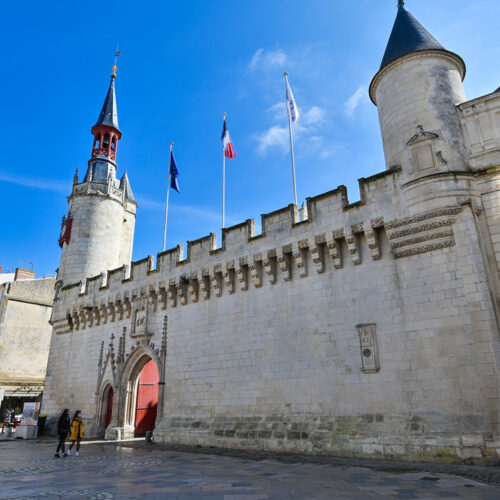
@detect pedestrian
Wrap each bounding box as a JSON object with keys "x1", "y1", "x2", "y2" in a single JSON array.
[
  {"x1": 54, "y1": 409, "x2": 70, "y2": 458},
  {"x1": 67, "y1": 410, "x2": 85, "y2": 456}
]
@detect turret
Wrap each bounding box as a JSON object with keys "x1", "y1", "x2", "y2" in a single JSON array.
[
  {"x1": 57, "y1": 66, "x2": 136, "y2": 287},
  {"x1": 370, "y1": 1, "x2": 470, "y2": 210}
]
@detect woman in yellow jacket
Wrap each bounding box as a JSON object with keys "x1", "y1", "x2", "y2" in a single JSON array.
[{"x1": 67, "y1": 410, "x2": 85, "y2": 456}]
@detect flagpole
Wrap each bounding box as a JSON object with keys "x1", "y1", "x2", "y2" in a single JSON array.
[
  {"x1": 163, "y1": 142, "x2": 173, "y2": 252},
  {"x1": 222, "y1": 112, "x2": 227, "y2": 229},
  {"x1": 284, "y1": 72, "x2": 298, "y2": 207}
]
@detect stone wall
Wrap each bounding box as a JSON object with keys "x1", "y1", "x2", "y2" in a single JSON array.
[
  {"x1": 42, "y1": 166, "x2": 500, "y2": 462},
  {"x1": 0, "y1": 277, "x2": 55, "y2": 394}
]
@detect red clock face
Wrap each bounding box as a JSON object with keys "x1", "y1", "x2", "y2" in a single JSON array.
[{"x1": 58, "y1": 215, "x2": 72, "y2": 248}]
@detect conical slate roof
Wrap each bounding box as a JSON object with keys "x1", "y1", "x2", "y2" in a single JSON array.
[
  {"x1": 380, "y1": 3, "x2": 444, "y2": 70},
  {"x1": 120, "y1": 170, "x2": 134, "y2": 201},
  {"x1": 93, "y1": 75, "x2": 120, "y2": 132}
]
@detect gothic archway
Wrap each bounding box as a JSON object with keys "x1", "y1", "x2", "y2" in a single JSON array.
[{"x1": 107, "y1": 343, "x2": 163, "y2": 440}]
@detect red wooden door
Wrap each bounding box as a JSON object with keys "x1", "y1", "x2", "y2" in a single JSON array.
[
  {"x1": 105, "y1": 387, "x2": 114, "y2": 427},
  {"x1": 134, "y1": 359, "x2": 159, "y2": 437}
]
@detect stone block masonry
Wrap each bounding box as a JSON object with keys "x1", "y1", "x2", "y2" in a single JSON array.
[
  {"x1": 42, "y1": 166, "x2": 500, "y2": 463},
  {"x1": 42, "y1": 5, "x2": 500, "y2": 464}
]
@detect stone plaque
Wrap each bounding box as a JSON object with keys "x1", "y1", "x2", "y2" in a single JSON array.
[
  {"x1": 356, "y1": 324, "x2": 380, "y2": 373},
  {"x1": 132, "y1": 298, "x2": 150, "y2": 338}
]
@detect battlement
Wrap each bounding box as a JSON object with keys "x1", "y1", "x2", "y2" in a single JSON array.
[
  {"x1": 52, "y1": 165, "x2": 472, "y2": 333},
  {"x1": 71, "y1": 180, "x2": 136, "y2": 211}
]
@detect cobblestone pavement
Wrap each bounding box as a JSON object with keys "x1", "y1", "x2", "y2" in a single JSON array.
[{"x1": 0, "y1": 439, "x2": 499, "y2": 499}]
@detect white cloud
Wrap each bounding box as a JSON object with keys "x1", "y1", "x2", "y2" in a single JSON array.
[
  {"x1": 255, "y1": 125, "x2": 289, "y2": 155},
  {"x1": 0, "y1": 171, "x2": 69, "y2": 192},
  {"x1": 344, "y1": 86, "x2": 368, "y2": 116},
  {"x1": 255, "y1": 104, "x2": 329, "y2": 156},
  {"x1": 266, "y1": 101, "x2": 287, "y2": 121},
  {"x1": 302, "y1": 105, "x2": 326, "y2": 125},
  {"x1": 248, "y1": 48, "x2": 287, "y2": 72}
]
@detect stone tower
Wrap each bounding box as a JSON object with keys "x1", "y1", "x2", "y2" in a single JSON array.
[
  {"x1": 57, "y1": 69, "x2": 136, "y2": 287},
  {"x1": 369, "y1": 1, "x2": 470, "y2": 212}
]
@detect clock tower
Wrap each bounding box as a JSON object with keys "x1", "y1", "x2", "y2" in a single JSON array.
[{"x1": 57, "y1": 66, "x2": 136, "y2": 288}]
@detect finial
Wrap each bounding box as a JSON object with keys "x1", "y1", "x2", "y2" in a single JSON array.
[
  {"x1": 222, "y1": 112, "x2": 227, "y2": 120},
  {"x1": 398, "y1": 0, "x2": 404, "y2": 7},
  {"x1": 73, "y1": 168, "x2": 79, "y2": 186},
  {"x1": 112, "y1": 45, "x2": 122, "y2": 77},
  {"x1": 284, "y1": 72, "x2": 288, "y2": 76}
]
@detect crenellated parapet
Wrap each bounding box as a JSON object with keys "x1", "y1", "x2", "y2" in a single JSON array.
[{"x1": 51, "y1": 166, "x2": 473, "y2": 335}]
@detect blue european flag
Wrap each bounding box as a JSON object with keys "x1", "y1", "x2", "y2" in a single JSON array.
[{"x1": 169, "y1": 151, "x2": 180, "y2": 193}]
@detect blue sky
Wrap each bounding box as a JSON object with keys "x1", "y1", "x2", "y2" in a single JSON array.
[{"x1": 1, "y1": 0, "x2": 499, "y2": 277}]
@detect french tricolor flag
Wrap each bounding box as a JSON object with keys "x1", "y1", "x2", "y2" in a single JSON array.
[{"x1": 221, "y1": 119, "x2": 236, "y2": 159}]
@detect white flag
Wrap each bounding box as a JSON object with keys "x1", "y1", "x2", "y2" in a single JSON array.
[{"x1": 286, "y1": 78, "x2": 299, "y2": 123}]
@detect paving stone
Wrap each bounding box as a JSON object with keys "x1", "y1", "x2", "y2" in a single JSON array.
[{"x1": 0, "y1": 439, "x2": 498, "y2": 499}]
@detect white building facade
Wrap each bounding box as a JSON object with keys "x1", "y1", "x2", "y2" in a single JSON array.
[{"x1": 43, "y1": 4, "x2": 500, "y2": 463}]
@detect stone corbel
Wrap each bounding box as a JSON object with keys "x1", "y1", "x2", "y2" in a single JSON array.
[
  {"x1": 178, "y1": 276, "x2": 188, "y2": 306},
  {"x1": 200, "y1": 268, "x2": 210, "y2": 300},
  {"x1": 278, "y1": 244, "x2": 292, "y2": 281},
  {"x1": 262, "y1": 249, "x2": 277, "y2": 284},
  {"x1": 345, "y1": 233, "x2": 361, "y2": 265},
  {"x1": 72, "y1": 309, "x2": 81, "y2": 330},
  {"x1": 235, "y1": 257, "x2": 249, "y2": 291},
  {"x1": 148, "y1": 285, "x2": 159, "y2": 312},
  {"x1": 311, "y1": 234, "x2": 326, "y2": 274},
  {"x1": 84, "y1": 305, "x2": 93, "y2": 328},
  {"x1": 92, "y1": 304, "x2": 100, "y2": 326},
  {"x1": 167, "y1": 278, "x2": 178, "y2": 307},
  {"x1": 188, "y1": 272, "x2": 199, "y2": 303},
  {"x1": 223, "y1": 260, "x2": 235, "y2": 294},
  {"x1": 99, "y1": 303, "x2": 108, "y2": 325},
  {"x1": 78, "y1": 307, "x2": 87, "y2": 330},
  {"x1": 250, "y1": 253, "x2": 263, "y2": 288},
  {"x1": 106, "y1": 301, "x2": 116, "y2": 323},
  {"x1": 115, "y1": 297, "x2": 124, "y2": 321},
  {"x1": 211, "y1": 265, "x2": 223, "y2": 297},
  {"x1": 364, "y1": 224, "x2": 381, "y2": 261},
  {"x1": 293, "y1": 239, "x2": 309, "y2": 278},
  {"x1": 123, "y1": 292, "x2": 132, "y2": 319},
  {"x1": 328, "y1": 229, "x2": 344, "y2": 269},
  {"x1": 158, "y1": 280, "x2": 168, "y2": 310}
]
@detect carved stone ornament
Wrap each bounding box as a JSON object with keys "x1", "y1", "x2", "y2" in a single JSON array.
[
  {"x1": 356, "y1": 324, "x2": 380, "y2": 373},
  {"x1": 131, "y1": 297, "x2": 151, "y2": 338},
  {"x1": 406, "y1": 125, "x2": 439, "y2": 146}
]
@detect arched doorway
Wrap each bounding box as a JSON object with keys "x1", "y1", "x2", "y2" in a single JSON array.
[{"x1": 134, "y1": 359, "x2": 159, "y2": 437}]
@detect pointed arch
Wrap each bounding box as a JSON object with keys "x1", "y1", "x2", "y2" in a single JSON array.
[
  {"x1": 108, "y1": 343, "x2": 162, "y2": 438},
  {"x1": 96, "y1": 381, "x2": 114, "y2": 435}
]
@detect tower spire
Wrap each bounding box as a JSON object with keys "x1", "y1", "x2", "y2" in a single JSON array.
[
  {"x1": 88, "y1": 52, "x2": 123, "y2": 175},
  {"x1": 378, "y1": 2, "x2": 453, "y2": 71},
  {"x1": 112, "y1": 46, "x2": 121, "y2": 77}
]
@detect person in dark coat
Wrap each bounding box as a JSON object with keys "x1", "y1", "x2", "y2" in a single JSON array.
[{"x1": 54, "y1": 409, "x2": 70, "y2": 458}]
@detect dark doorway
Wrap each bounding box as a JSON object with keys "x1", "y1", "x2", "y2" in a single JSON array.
[{"x1": 105, "y1": 387, "x2": 114, "y2": 428}]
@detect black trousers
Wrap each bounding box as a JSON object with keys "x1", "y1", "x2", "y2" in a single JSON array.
[
  {"x1": 56, "y1": 434, "x2": 67, "y2": 453},
  {"x1": 69, "y1": 439, "x2": 80, "y2": 452}
]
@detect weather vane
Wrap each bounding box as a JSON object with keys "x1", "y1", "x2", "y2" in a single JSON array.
[{"x1": 112, "y1": 45, "x2": 122, "y2": 76}]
